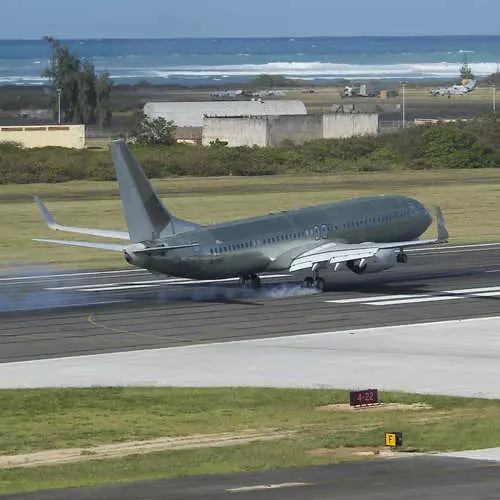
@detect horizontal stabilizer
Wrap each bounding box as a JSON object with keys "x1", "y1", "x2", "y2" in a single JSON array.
[
  {"x1": 33, "y1": 239, "x2": 124, "y2": 252},
  {"x1": 34, "y1": 196, "x2": 130, "y2": 241}
]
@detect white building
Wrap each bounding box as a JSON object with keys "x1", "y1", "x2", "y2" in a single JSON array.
[{"x1": 143, "y1": 100, "x2": 307, "y2": 127}]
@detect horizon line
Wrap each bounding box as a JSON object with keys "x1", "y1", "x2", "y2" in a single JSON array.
[{"x1": 1, "y1": 34, "x2": 500, "y2": 42}]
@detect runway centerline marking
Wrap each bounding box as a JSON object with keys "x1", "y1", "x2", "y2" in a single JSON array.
[{"x1": 226, "y1": 482, "x2": 312, "y2": 493}]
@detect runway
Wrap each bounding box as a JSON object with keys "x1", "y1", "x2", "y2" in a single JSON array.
[
  {"x1": 2, "y1": 243, "x2": 500, "y2": 499},
  {"x1": 5, "y1": 456, "x2": 500, "y2": 500},
  {"x1": 1, "y1": 243, "x2": 500, "y2": 363}
]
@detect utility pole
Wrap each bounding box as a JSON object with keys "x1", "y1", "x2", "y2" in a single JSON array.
[
  {"x1": 57, "y1": 88, "x2": 62, "y2": 125},
  {"x1": 493, "y1": 84, "x2": 496, "y2": 114},
  {"x1": 401, "y1": 81, "x2": 408, "y2": 128}
]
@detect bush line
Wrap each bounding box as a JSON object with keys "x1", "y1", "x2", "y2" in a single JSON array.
[{"x1": 0, "y1": 119, "x2": 499, "y2": 184}]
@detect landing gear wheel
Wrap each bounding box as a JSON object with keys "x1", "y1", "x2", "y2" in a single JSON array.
[
  {"x1": 397, "y1": 252, "x2": 408, "y2": 264},
  {"x1": 302, "y1": 277, "x2": 315, "y2": 288},
  {"x1": 314, "y1": 278, "x2": 326, "y2": 291},
  {"x1": 239, "y1": 274, "x2": 261, "y2": 289},
  {"x1": 250, "y1": 274, "x2": 261, "y2": 289}
]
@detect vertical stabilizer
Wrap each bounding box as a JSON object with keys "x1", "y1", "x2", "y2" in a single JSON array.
[{"x1": 110, "y1": 140, "x2": 171, "y2": 243}]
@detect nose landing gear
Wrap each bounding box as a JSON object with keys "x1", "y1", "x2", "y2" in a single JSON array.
[{"x1": 397, "y1": 251, "x2": 408, "y2": 264}]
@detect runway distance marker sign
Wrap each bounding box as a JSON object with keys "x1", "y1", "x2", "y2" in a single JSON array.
[
  {"x1": 350, "y1": 389, "x2": 378, "y2": 407},
  {"x1": 385, "y1": 432, "x2": 403, "y2": 448}
]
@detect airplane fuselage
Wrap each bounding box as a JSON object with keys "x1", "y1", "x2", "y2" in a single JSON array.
[{"x1": 125, "y1": 194, "x2": 433, "y2": 279}]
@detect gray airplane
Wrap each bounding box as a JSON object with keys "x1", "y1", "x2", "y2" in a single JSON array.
[{"x1": 34, "y1": 140, "x2": 449, "y2": 290}]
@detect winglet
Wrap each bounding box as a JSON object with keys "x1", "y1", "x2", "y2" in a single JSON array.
[
  {"x1": 34, "y1": 195, "x2": 58, "y2": 229},
  {"x1": 436, "y1": 206, "x2": 449, "y2": 242}
]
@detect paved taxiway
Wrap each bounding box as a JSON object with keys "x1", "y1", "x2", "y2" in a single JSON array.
[
  {"x1": 2, "y1": 243, "x2": 500, "y2": 500},
  {"x1": 0, "y1": 243, "x2": 499, "y2": 363},
  {"x1": 5, "y1": 457, "x2": 500, "y2": 500}
]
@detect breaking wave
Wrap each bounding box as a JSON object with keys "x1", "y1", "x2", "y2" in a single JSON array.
[{"x1": 2, "y1": 60, "x2": 498, "y2": 86}]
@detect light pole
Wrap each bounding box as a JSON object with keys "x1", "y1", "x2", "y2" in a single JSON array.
[
  {"x1": 401, "y1": 81, "x2": 408, "y2": 128},
  {"x1": 493, "y1": 84, "x2": 496, "y2": 114},
  {"x1": 57, "y1": 88, "x2": 62, "y2": 125}
]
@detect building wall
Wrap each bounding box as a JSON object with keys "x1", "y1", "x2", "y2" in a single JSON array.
[
  {"x1": 267, "y1": 114, "x2": 323, "y2": 147},
  {"x1": 323, "y1": 113, "x2": 379, "y2": 138},
  {"x1": 203, "y1": 113, "x2": 380, "y2": 147},
  {"x1": 145, "y1": 100, "x2": 307, "y2": 127},
  {"x1": 202, "y1": 117, "x2": 268, "y2": 147},
  {"x1": 0, "y1": 125, "x2": 86, "y2": 149}
]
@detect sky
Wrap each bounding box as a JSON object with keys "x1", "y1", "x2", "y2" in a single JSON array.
[{"x1": 3, "y1": 0, "x2": 500, "y2": 39}]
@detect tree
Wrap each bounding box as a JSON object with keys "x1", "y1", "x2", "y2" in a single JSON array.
[
  {"x1": 459, "y1": 55, "x2": 474, "y2": 81},
  {"x1": 132, "y1": 111, "x2": 177, "y2": 145},
  {"x1": 96, "y1": 72, "x2": 113, "y2": 127},
  {"x1": 43, "y1": 37, "x2": 112, "y2": 126}
]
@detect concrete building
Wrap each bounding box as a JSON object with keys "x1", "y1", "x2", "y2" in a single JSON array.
[
  {"x1": 202, "y1": 113, "x2": 379, "y2": 147},
  {"x1": 0, "y1": 124, "x2": 86, "y2": 149},
  {"x1": 144, "y1": 100, "x2": 307, "y2": 128},
  {"x1": 323, "y1": 113, "x2": 379, "y2": 139}
]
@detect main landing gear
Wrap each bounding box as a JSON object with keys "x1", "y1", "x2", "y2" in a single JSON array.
[
  {"x1": 397, "y1": 251, "x2": 408, "y2": 264},
  {"x1": 239, "y1": 274, "x2": 261, "y2": 289},
  {"x1": 302, "y1": 264, "x2": 326, "y2": 291}
]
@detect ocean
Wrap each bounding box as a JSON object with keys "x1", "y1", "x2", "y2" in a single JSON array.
[{"x1": 1, "y1": 36, "x2": 500, "y2": 87}]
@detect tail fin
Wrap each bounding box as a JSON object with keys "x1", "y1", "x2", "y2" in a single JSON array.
[{"x1": 110, "y1": 140, "x2": 198, "y2": 243}]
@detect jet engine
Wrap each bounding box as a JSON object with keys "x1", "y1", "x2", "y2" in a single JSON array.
[
  {"x1": 346, "y1": 249, "x2": 398, "y2": 274},
  {"x1": 123, "y1": 243, "x2": 151, "y2": 267}
]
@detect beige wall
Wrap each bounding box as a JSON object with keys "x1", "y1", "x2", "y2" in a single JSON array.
[
  {"x1": 203, "y1": 113, "x2": 380, "y2": 148},
  {"x1": 202, "y1": 117, "x2": 268, "y2": 147},
  {"x1": 0, "y1": 125, "x2": 86, "y2": 149},
  {"x1": 323, "y1": 113, "x2": 379, "y2": 138}
]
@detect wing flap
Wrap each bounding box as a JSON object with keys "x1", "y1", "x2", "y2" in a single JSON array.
[
  {"x1": 290, "y1": 246, "x2": 378, "y2": 273},
  {"x1": 34, "y1": 196, "x2": 130, "y2": 241}
]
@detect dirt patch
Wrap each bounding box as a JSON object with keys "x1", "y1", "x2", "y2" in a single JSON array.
[
  {"x1": 315, "y1": 402, "x2": 432, "y2": 413},
  {"x1": 0, "y1": 429, "x2": 292, "y2": 470}
]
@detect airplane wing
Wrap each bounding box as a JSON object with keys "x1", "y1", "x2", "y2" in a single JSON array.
[
  {"x1": 289, "y1": 207, "x2": 449, "y2": 273},
  {"x1": 34, "y1": 196, "x2": 130, "y2": 240}
]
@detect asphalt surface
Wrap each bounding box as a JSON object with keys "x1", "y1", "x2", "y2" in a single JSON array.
[
  {"x1": 5, "y1": 456, "x2": 500, "y2": 500},
  {"x1": 2, "y1": 243, "x2": 500, "y2": 499},
  {"x1": 1, "y1": 243, "x2": 500, "y2": 363}
]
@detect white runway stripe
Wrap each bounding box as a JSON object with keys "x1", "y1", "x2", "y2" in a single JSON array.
[
  {"x1": 326, "y1": 294, "x2": 425, "y2": 304},
  {"x1": 327, "y1": 286, "x2": 500, "y2": 306},
  {"x1": 46, "y1": 278, "x2": 187, "y2": 291},
  {"x1": 0, "y1": 269, "x2": 144, "y2": 282},
  {"x1": 45, "y1": 274, "x2": 291, "y2": 292},
  {"x1": 368, "y1": 291, "x2": 500, "y2": 306}
]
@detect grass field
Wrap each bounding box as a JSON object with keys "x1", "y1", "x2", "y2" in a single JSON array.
[
  {"x1": 1, "y1": 170, "x2": 499, "y2": 270},
  {"x1": 2, "y1": 387, "x2": 500, "y2": 493}
]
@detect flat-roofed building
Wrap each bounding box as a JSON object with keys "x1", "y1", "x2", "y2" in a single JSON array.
[
  {"x1": 144, "y1": 100, "x2": 307, "y2": 128},
  {"x1": 0, "y1": 124, "x2": 86, "y2": 149}
]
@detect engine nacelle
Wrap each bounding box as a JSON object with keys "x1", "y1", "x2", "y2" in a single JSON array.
[
  {"x1": 346, "y1": 249, "x2": 398, "y2": 275},
  {"x1": 123, "y1": 243, "x2": 150, "y2": 267}
]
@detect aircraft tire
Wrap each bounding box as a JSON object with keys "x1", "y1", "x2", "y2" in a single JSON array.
[{"x1": 314, "y1": 278, "x2": 326, "y2": 291}]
